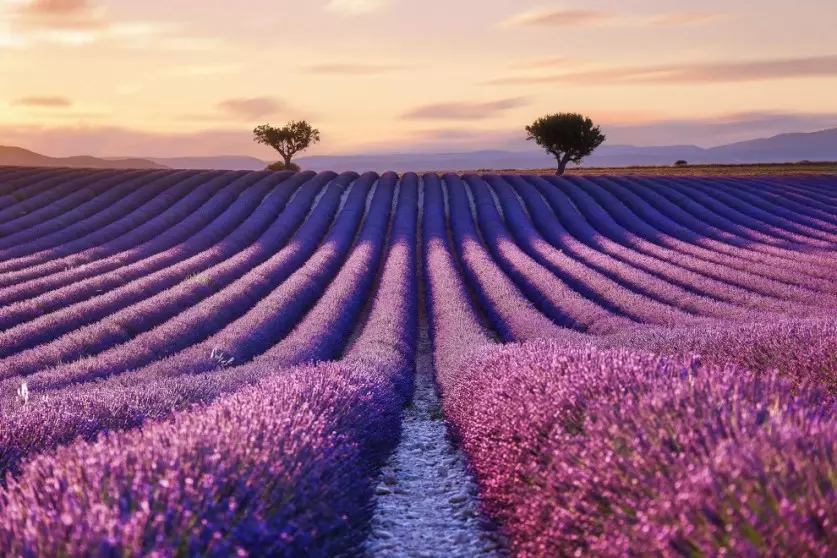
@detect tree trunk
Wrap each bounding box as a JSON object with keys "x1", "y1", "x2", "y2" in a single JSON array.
[
  {"x1": 283, "y1": 154, "x2": 293, "y2": 167},
  {"x1": 556, "y1": 159, "x2": 568, "y2": 176}
]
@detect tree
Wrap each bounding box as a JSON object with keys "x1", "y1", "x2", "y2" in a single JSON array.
[
  {"x1": 674, "y1": 160, "x2": 689, "y2": 167},
  {"x1": 253, "y1": 121, "x2": 320, "y2": 169},
  {"x1": 525, "y1": 113, "x2": 606, "y2": 175}
]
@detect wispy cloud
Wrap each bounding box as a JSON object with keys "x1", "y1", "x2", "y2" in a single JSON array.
[
  {"x1": 503, "y1": 9, "x2": 614, "y2": 28},
  {"x1": 501, "y1": 8, "x2": 729, "y2": 28},
  {"x1": 171, "y1": 63, "x2": 243, "y2": 77},
  {"x1": 2, "y1": 0, "x2": 223, "y2": 49},
  {"x1": 303, "y1": 62, "x2": 408, "y2": 75},
  {"x1": 649, "y1": 12, "x2": 730, "y2": 26},
  {"x1": 11, "y1": 96, "x2": 73, "y2": 107},
  {"x1": 12, "y1": 0, "x2": 106, "y2": 30},
  {"x1": 511, "y1": 57, "x2": 576, "y2": 70},
  {"x1": 402, "y1": 97, "x2": 529, "y2": 120},
  {"x1": 217, "y1": 98, "x2": 285, "y2": 120},
  {"x1": 324, "y1": 0, "x2": 389, "y2": 16},
  {"x1": 487, "y1": 55, "x2": 837, "y2": 85}
]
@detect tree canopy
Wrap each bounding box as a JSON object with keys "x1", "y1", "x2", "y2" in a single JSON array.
[
  {"x1": 253, "y1": 121, "x2": 320, "y2": 167},
  {"x1": 525, "y1": 113, "x2": 606, "y2": 175}
]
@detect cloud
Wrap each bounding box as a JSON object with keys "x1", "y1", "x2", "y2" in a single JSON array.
[
  {"x1": 303, "y1": 62, "x2": 408, "y2": 75},
  {"x1": 649, "y1": 12, "x2": 730, "y2": 26},
  {"x1": 1, "y1": 1, "x2": 223, "y2": 49},
  {"x1": 216, "y1": 98, "x2": 285, "y2": 120},
  {"x1": 11, "y1": 0, "x2": 106, "y2": 30},
  {"x1": 171, "y1": 63, "x2": 243, "y2": 77},
  {"x1": 511, "y1": 57, "x2": 577, "y2": 70},
  {"x1": 11, "y1": 96, "x2": 73, "y2": 108},
  {"x1": 402, "y1": 98, "x2": 530, "y2": 121},
  {"x1": 487, "y1": 55, "x2": 837, "y2": 85},
  {"x1": 324, "y1": 0, "x2": 389, "y2": 16},
  {"x1": 501, "y1": 9, "x2": 729, "y2": 28},
  {"x1": 503, "y1": 9, "x2": 614, "y2": 28}
]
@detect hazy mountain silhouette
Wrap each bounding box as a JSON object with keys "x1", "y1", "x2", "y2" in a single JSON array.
[
  {"x1": 0, "y1": 146, "x2": 168, "y2": 170},
  {"x1": 3, "y1": 128, "x2": 835, "y2": 172},
  {"x1": 294, "y1": 128, "x2": 837, "y2": 172}
]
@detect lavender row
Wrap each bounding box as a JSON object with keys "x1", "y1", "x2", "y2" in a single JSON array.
[
  {"x1": 546, "y1": 175, "x2": 837, "y2": 304},
  {"x1": 652, "y1": 175, "x2": 836, "y2": 249},
  {"x1": 0, "y1": 169, "x2": 87, "y2": 204},
  {"x1": 0, "y1": 170, "x2": 161, "y2": 246},
  {"x1": 556, "y1": 176, "x2": 831, "y2": 301},
  {"x1": 0, "y1": 172, "x2": 298, "y2": 325},
  {"x1": 544, "y1": 176, "x2": 837, "y2": 307},
  {"x1": 463, "y1": 174, "x2": 639, "y2": 332},
  {"x1": 502, "y1": 175, "x2": 793, "y2": 320},
  {"x1": 261, "y1": 172, "x2": 400, "y2": 366},
  {"x1": 0, "y1": 171, "x2": 291, "y2": 328},
  {"x1": 0, "y1": 359, "x2": 403, "y2": 555},
  {"x1": 439, "y1": 173, "x2": 570, "y2": 342},
  {"x1": 0, "y1": 172, "x2": 341, "y2": 383},
  {"x1": 344, "y1": 171, "x2": 419, "y2": 401},
  {"x1": 599, "y1": 315, "x2": 837, "y2": 395},
  {"x1": 759, "y1": 175, "x2": 837, "y2": 205},
  {"x1": 0, "y1": 175, "x2": 422, "y2": 554},
  {"x1": 63, "y1": 171, "x2": 377, "y2": 385},
  {"x1": 440, "y1": 340, "x2": 836, "y2": 556},
  {"x1": 421, "y1": 170, "x2": 515, "y2": 403},
  {"x1": 0, "y1": 172, "x2": 297, "y2": 309},
  {"x1": 589, "y1": 175, "x2": 837, "y2": 286},
  {"x1": 728, "y1": 175, "x2": 836, "y2": 208},
  {"x1": 594, "y1": 174, "x2": 832, "y2": 271},
  {"x1": 0, "y1": 171, "x2": 165, "y2": 252},
  {"x1": 0, "y1": 172, "x2": 295, "y2": 366},
  {"x1": 707, "y1": 177, "x2": 837, "y2": 236},
  {"x1": 3, "y1": 172, "x2": 354, "y2": 391},
  {"x1": 0, "y1": 169, "x2": 180, "y2": 257},
  {"x1": 616, "y1": 175, "x2": 837, "y2": 265},
  {"x1": 0, "y1": 258, "x2": 417, "y2": 553},
  {"x1": 0, "y1": 169, "x2": 94, "y2": 225},
  {"x1": 495, "y1": 175, "x2": 753, "y2": 325},
  {"x1": 0, "y1": 168, "x2": 56, "y2": 197},
  {"x1": 0, "y1": 170, "x2": 237, "y2": 280},
  {"x1": 671, "y1": 175, "x2": 837, "y2": 246},
  {"x1": 0, "y1": 173, "x2": 412, "y2": 483}
]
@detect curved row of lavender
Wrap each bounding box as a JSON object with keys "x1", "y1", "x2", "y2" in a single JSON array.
[{"x1": 0, "y1": 167, "x2": 835, "y2": 555}]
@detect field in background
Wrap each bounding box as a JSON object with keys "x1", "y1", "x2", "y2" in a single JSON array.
[{"x1": 456, "y1": 161, "x2": 837, "y2": 176}]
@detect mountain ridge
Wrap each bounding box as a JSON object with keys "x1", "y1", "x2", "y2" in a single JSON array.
[
  {"x1": 0, "y1": 146, "x2": 168, "y2": 170},
  {"x1": 3, "y1": 128, "x2": 835, "y2": 172}
]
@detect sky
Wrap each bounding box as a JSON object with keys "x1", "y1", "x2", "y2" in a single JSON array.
[{"x1": 1, "y1": 0, "x2": 836, "y2": 159}]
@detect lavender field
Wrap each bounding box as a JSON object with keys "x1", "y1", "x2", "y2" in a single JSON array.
[{"x1": 0, "y1": 166, "x2": 835, "y2": 556}]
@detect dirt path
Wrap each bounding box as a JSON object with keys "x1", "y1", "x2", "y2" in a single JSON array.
[{"x1": 363, "y1": 322, "x2": 506, "y2": 557}]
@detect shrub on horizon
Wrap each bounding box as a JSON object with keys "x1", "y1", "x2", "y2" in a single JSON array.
[{"x1": 266, "y1": 161, "x2": 301, "y2": 172}]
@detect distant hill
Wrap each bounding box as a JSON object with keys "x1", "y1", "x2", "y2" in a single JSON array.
[
  {"x1": 0, "y1": 146, "x2": 168, "y2": 170},
  {"x1": 705, "y1": 128, "x2": 837, "y2": 162},
  {"x1": 4, "y1": 128, "x2": 835, "y2": 173},
  {"x1": 294, "y1": 128, "x2": 837, "y2": 172},
  {"x1": 147, "y1": 156, "x2": 268, "y2": 171}
]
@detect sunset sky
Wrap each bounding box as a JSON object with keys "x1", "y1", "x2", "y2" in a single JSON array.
[{"x1": 1, "y1": 0, "x2": 837, "y2": 159}]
